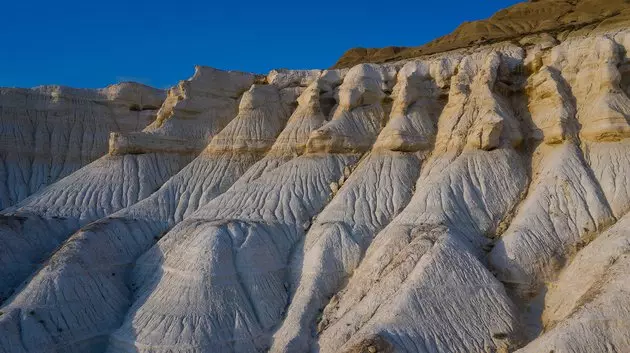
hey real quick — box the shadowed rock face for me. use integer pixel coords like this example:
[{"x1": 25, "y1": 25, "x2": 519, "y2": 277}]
[
  {"x1": 2, "y1": 3, "x2": 630, "y2": 353},
  {"x1": 0, "y1": 83, "x2": 166, "y2": 209}
]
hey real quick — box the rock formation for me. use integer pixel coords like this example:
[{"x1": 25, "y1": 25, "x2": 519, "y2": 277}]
[
  {"x1": 2, "y1": 1, "x2": 630, "y2": 352},
  {"x1": 0, "y1": 83, "x2": 165, "y2": 209}
]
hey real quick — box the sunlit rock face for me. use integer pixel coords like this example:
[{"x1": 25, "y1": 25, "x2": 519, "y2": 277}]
[{"x1": 2, "y1": 7, "x2": 630, "y2": 353}]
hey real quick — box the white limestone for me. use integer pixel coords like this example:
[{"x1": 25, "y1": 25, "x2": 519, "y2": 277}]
[
  {"x1": 105, "y1": 63, "x2": 389, "y2": 353},
  {"x1": 0, "y1": 83, "x2": 165, "y2": 209},
  {"x1": 314, "y1": 46, "x2": 529, "y2": 353},
  {"x1": 0, "y1": 69, "x2": 254, "y2": 304},
  {"x1": 270, "y1": 56, "x2": 454, "y2": 353}
]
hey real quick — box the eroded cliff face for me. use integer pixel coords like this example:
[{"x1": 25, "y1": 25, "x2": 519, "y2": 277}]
[
  {"x1": 0, "y1": 83, "x2": 165, "y2": 209},
  {"x1": 2, "y1": 5, "x2": 630, "y2": 353}
]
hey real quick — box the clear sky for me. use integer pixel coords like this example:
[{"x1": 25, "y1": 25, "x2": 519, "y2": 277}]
[{"x1": 2, "y1": 0, "x2": 522, "y2": 89}]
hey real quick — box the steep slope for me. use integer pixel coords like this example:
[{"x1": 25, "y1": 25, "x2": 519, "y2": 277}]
[
  {"x1": 0, "y1": 83, "x2": 165, "y2": 209},
  {"x1": 489, "y1": 30, "x2": 630, "y2": 338},
  {"x1": 316, "y1": 45, "x2": 528, "y2": 353},
  {"x1": 270, "y1": 57, "x2": 457, "y2": 353},
  {"x1": 0, "y1": 67, "x2": 254, "y2": 303},
  {"x1": 517, "y1": 213, "x2": 630, "y2": 352},
  {"x1": 105, "y1": 63, "x2": 395, "y2": 353},
  {"x1": 0, "y1": 70, "x2": 332, "y2": 353}
]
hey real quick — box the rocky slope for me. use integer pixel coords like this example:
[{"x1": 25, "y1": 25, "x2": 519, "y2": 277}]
[
  {"x1": 0, "y1": 83, "x2": 165, "y2": 209},
  {"x1": 2, "y1": 1, "x2": 630, "y2": 353}
]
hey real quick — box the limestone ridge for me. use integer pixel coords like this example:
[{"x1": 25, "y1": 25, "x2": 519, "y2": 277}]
[{"x1": 2, "y1": 14, "x2": 630, "y2": 353}]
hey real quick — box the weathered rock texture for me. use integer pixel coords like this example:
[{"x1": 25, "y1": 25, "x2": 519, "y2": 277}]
[
  {"x1": 0, "y1": 83, "x2": 165, "y2": 209},
  {"x1": 2, "y1": 1, "x2": 630, "y2": 353}
]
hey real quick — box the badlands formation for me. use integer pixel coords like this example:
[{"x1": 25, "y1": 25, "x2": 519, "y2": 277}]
[{"x1": 2, "y1": 1, "x2": 630, "y2": 352}]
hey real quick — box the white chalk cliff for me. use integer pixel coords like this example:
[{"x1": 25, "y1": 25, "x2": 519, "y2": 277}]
[
  {"x1": 2, "y1": 2, "x2": 630, "y2": 352},
  {"x1": 0, "y1": 83, "x2": 166, "y2": 209}
]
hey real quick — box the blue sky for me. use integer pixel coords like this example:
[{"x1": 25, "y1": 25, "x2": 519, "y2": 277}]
[{"x1": 2, "y1": 0, "x2": 521, "y2": 89}]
